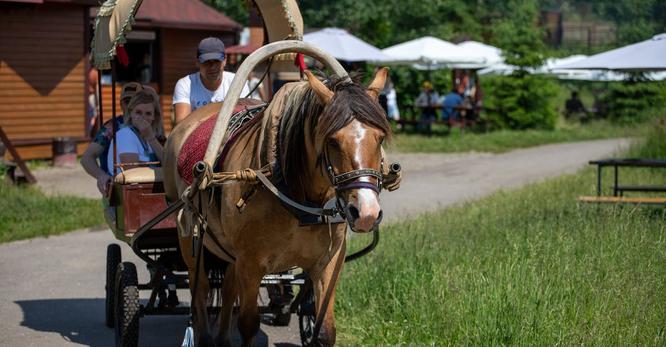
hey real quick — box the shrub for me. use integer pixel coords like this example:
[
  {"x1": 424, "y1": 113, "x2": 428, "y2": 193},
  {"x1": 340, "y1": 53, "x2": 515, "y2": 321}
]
[
  {"x1": 483, "y1": 73, "x2": 559, "y2": 130},
  {"x1": 602, "y1": 80, "x2": 666, "y2": 124}
]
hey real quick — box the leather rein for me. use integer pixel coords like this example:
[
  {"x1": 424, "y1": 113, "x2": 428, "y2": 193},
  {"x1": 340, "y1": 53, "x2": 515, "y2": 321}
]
[{"x1": 253, "y1": 153, "x2": 385, "y2": 224}]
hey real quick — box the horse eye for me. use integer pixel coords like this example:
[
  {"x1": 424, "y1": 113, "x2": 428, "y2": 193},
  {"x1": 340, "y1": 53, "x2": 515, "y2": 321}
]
[{"x1": 327, "y1": 139, "x2": 340, "y2": 149}]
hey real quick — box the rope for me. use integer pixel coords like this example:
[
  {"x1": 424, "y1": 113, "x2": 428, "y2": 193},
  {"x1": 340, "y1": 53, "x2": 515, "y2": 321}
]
[{"x1": 208, "y1": 167, "x2": 271, "y2": 187}]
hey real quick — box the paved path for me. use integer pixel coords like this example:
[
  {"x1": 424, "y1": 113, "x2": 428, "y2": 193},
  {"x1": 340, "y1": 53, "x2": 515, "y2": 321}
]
[{"x1": 1, "y1": 138, "x2": 631, "y2": 346}]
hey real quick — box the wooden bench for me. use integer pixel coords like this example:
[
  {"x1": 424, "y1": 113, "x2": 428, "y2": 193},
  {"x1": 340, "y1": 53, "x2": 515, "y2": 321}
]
[
  {"x1": 578, "y1": 158, "x2": 666, "y2": 206},
  {"x1": 616, "y1": 185, "x2": 666, "y2": 195},
  {"x1": 577, "y1": 196, "x2": 666, "y2": 205}
]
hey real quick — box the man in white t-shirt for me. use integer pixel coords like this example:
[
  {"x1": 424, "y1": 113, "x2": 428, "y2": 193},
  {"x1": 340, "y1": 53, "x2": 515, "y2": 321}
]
[{"x1": 172, "y1": 37, "x2": 250, "y2": 124}]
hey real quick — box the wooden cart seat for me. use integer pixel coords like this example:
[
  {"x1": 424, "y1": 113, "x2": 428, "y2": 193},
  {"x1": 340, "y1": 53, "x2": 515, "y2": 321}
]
[
  {"x1": 114, "y1": 167, "x2": 163, "y2": 184},
  {"x1": 110, "y1": 167, "x2": 176, "y2": 241}
]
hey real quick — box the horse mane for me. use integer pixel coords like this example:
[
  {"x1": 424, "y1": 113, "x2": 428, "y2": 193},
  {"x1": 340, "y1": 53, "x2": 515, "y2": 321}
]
[{"x1": 278, "y1": 73, "x2": 391, "y2": 200}]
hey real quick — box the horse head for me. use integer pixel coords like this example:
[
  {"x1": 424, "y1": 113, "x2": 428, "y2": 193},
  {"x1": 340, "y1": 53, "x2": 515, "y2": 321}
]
[{"x1": 304, "y1": 68, "x2": 391, "y2": 233}]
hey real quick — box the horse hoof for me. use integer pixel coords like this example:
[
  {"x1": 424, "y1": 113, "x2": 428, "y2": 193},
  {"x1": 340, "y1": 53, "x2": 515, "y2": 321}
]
[
  {"x1": 215, "y1": 335, "x2": 231, "y2": 347},
  {"x1": 316, "y1": 329, "x2": 336, "y2": 347},
  {"x1": 196, "y1": 334, "x2": 215, "y2": 347}
]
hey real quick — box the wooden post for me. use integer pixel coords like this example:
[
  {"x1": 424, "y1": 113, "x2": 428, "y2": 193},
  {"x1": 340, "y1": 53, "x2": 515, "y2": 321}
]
[{"x1": 0, "y1": 126, "x2": 37, "y2": 184}]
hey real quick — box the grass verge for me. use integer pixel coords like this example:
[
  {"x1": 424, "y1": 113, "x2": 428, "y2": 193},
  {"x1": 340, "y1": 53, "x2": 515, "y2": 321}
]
[
  {"x1": 0, "y1": 183, "x2": 104, "y2": 243},
  {"x1": 389, "y1": 119, "x2": 648, "y2": 153},
  {"x1": 337, "y1": 125, "x2": 666, "y2": 345}
]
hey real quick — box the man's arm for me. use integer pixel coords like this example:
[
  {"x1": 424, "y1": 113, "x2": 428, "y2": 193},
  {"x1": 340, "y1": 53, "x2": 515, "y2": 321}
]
[
  {"x1": 172, "y1": 77, "x2": 191, "y2": 125},
  {"x1": 174, "y1": 103, "x2": 191, "y2": 124},
  {"x1": 81, "y1": 142, "x2": 111, "y2": 194},
  {"x1": 258, "y1": 86, "x2": 267, "y2": 101}
]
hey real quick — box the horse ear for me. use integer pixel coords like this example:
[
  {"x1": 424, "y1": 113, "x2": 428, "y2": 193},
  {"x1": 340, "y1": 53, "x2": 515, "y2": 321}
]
[
  {"x1": 305, "y1": 70, "x2": 334, "y2": 105},
  {"x1": 366, "y1": 67, "x2": 389, "y2": 101}
]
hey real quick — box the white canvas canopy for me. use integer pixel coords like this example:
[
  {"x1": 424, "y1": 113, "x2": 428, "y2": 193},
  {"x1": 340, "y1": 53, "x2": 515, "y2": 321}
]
[
  {"x1": 303, "y1": 28, "x2": 389, "y2": 62},
  {"x1": 557, "y1": 33, "x2": 666, "y2": 71},
  {"x1": 379, "y1": 36, "x2": 485, "y2": 68}
]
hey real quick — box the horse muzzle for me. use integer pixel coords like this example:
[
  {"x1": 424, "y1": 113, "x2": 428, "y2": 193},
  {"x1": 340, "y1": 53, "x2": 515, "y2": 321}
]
[{"x1": 344, "y1": 201, "x2": 383, "y2": 233}]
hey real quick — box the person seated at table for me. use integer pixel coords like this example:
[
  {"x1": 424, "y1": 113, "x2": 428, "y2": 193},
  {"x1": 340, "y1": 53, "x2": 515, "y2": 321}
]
[
  {"x1": 414, "y1": 81, "x2": 439, "y2": 134},
  {"x1": 107, "y1": 90, "x2": 165, "y2": 176},
  {"x1": 440, "y1": 89, "x2": 464, "y2": 126},
  {"x1": 565, "y1": 91, "x2": 588, "y2": 120},
  {"x1": 81, "y1": 82, "x2": 143, "y2": 195},
  {"x1": 466, "y1": 76, "x2": 484, "y2": 126},
  {"x1": 386, "y1": 81, "x2": 400, "y2": 121}
]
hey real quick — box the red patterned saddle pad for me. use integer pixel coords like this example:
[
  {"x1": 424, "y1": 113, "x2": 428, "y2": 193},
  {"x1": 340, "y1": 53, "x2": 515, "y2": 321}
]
[{"x1": 177, "y1": 99, "x2": 264, "y2": 185}]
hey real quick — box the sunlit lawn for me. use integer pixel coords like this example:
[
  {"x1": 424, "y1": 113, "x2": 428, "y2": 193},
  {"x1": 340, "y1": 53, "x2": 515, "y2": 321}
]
[
  {"x1": 0, "y1": 182, "x2": 104, "y2": 243},
  {"x1": 337, "y1": 125, "x2": 666, "y2": 345},
  {"x1": 388, "y1": 119, "x2": 648, "y2": 153}
]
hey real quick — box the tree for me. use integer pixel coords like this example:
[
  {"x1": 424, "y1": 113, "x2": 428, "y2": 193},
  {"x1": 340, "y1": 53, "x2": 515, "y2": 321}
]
[
  {"x1": 203, "y1": 0, "x2": 249, "y2": 25},
  {"x1": 484, "y1": 0, "x2": 558, "y2": 130}
]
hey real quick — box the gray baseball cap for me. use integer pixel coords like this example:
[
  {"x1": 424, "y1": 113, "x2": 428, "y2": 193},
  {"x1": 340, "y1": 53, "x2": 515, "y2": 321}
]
[{"x1": 198, "y1": 37, "x2": 226, "y2": 63}]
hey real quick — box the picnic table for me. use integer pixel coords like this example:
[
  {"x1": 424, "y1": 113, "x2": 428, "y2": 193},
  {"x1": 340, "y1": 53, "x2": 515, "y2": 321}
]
[
  {"x1": 578, "y1": 158, "x2": 666, "y2": 205},
  {"x1": 395, "y1": 104, "x2": 483, "y2": 131}
]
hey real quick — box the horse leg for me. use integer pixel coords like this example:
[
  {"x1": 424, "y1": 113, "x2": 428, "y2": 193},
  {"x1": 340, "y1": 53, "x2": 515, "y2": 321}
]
[
  {"x1": 177, "y1": 214, "x2": 215, "y2": 346},
  {"x1": 215, "y1": 263, "x2": 238, "y2": 347},
  {"x1": 236, "y1": 264, "x2": 264, "y2": 347},
  {"x1": 312, "y1": 245, "x2": 346, "y2": 347},
  {"x1": 188, "y1": 254, "x2": 215, "y2": 347}
]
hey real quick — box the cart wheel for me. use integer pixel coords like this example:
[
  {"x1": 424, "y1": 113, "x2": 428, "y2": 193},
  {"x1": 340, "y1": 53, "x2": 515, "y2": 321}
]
[
  {"x1": 105, "y1": 244, "x2": 121, "y2": 328},
  {"x1": 298, "y1": 286, "x2": 317, "y2": 346},
  {"x1": 115, "y1": 262, "x2": 139, "y2": 347}
]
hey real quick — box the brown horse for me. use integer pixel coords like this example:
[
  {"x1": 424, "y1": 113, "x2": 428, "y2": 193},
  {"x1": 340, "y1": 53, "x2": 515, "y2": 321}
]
[{"x1": 163, "y1": 68, "x2": 391, "y2": 346}]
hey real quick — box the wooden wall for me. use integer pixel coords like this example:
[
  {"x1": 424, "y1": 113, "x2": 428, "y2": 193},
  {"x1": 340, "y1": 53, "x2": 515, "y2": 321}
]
[
  {"x1": 0, "y1": 8, "x2": 237, "y2": 160},
  {"x1": 0, "y1": 3, "x2": 87, "y2": 160}
]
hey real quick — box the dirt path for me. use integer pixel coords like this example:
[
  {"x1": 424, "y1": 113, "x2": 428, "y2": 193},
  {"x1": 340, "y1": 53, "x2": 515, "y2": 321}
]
[{"x1": 0, "y1": 138, "x2": 631, "y2": 346}]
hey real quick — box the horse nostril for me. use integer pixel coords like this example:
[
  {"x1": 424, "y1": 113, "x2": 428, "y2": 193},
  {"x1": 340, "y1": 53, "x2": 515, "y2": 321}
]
[{"x1": 347, "y1": 204, "x2": 360, "y2": 220}]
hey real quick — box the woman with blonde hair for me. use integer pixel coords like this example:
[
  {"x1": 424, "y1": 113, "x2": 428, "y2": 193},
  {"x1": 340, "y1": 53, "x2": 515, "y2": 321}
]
[
  {"x1": 107, "y1": 89, "x2": 164, "y2": 175},
  {"x1": 81, "y1": 82, "x2": 143, "y2": 194}
]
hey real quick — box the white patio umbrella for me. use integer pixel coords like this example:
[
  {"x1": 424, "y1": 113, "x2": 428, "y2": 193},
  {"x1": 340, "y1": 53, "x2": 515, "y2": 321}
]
[
  {"x1": 558, "y1": 33, "x2": 666, "y2": 71},
  {"x1": 547, "y1": 55, "x2": 626, "y2": 81},
  {"x1": 380, "y1": 36, "x2": 485, "y2": 68},
  {"x1": 455, "y1": 40, "x2": 503, "y2": 68},
  {"x1": 303, "y1": 27, "x2": 389, "y2": 62},
  {"x1": 478, "y1": 63, "x2": 517, "y2": 76}
]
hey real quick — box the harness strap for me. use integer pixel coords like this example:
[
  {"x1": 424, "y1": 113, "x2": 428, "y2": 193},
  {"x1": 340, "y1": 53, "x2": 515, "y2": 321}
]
[
  {"x1": 190, "y1": 160, "x2": 341, "y2": 221},
  {"x1": 332, "y1": 168, "x2": 382, "y2": 186},
  {"x1": 337, "y1": 181, "x2": 381, "y2": 193},
  {"x1": 311, "y1": 236, "x2": 346, "y2": 342},
  {"x1": 254, "y1": 171, "x2": 338, "y2": 217}
]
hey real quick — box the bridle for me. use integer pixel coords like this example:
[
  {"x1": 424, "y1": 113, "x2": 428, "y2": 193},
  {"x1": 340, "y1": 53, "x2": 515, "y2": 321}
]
[{"x1": 323, "y1": 145, "x2": 385, "y2": 230}]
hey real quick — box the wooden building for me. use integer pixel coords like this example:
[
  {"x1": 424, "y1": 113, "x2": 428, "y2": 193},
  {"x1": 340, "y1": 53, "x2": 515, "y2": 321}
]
[
  {"x1": 0, "y1": 0, "x2": 240, "y2": 160},
  {"x1": 0, "y1": 0, "x2": 98, "y2": 159}
]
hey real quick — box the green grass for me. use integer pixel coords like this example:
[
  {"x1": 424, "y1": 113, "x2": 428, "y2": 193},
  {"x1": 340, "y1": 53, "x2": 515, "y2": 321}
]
[
  {"x1": 389, "y1": 119, "x2": 648, "y2": 153},
  {"x1": 337, "y1": 126, "x2": 666, "y2": 345},
  {"x1": 0, "y1": 182, "x2": 105, "y2": 243}
]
